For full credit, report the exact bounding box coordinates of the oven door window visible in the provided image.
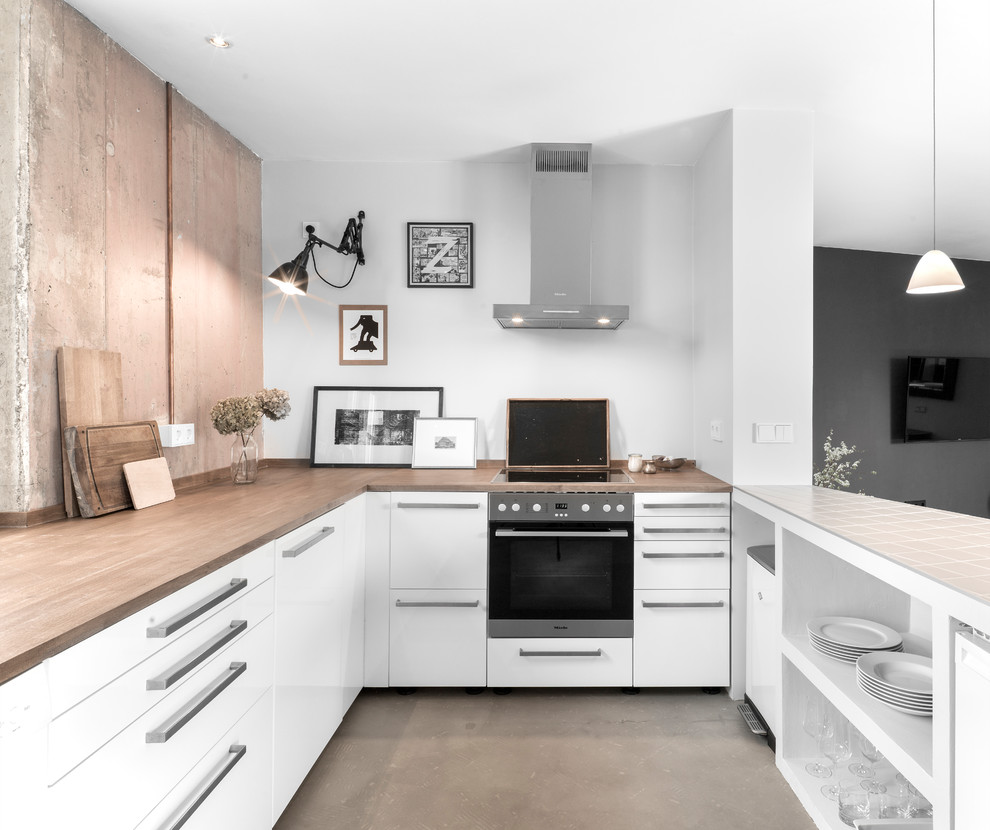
[489,525,633,621]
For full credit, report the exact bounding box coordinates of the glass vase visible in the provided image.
[231,431,259,484]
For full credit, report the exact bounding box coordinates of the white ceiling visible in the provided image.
[64,0,990,260]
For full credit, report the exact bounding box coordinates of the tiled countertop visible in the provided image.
[737,485,990,609]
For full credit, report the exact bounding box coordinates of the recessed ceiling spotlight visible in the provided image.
[206,34,231,48]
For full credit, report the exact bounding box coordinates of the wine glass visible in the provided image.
[820,715,853,799]
[803,696,834,778]
[848,726,874,778]
[858,736,886,793]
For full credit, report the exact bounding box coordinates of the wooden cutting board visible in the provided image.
[123,457,175,510]
[63,421,163,518]
[57,347,125,517]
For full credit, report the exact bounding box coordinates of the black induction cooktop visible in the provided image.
[490,469,633,484]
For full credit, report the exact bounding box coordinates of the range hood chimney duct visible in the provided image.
[493,143,629,330]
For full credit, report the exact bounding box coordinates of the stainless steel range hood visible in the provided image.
[493,143,629,330]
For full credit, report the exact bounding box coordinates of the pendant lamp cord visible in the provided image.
[931,0,937,251]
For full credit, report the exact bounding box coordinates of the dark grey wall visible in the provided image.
[814,247,990,518]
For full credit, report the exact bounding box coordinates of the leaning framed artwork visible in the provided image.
[411,417,478,469]
[310,386,444,467]
[407,222,474,288]
[339,305,387,366]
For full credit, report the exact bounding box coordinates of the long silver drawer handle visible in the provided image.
[396,502,481,509]
[641,600,726,608]
[147,621,248,691]
[146,662,246,744]
[519,648,603,657]
[495,529,629,538]
[395,600,481,608]
[642,551,726,559]
[147,579,248,638]
[164,744,246,830]
[642,502,727,510]
[643,527,727,534]
[283,526,334,558]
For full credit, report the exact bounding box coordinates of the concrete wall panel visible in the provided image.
[27,0,108,510]
[105,41,168,425]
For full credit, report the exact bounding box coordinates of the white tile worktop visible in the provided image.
[736,485,990,614]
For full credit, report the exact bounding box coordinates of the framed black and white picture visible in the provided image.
[407,222,473,288]
[339,305,388,366]
[310,386,444,467]
[411,417,478,469]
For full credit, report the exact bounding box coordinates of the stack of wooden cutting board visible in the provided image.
[58,347,173,518]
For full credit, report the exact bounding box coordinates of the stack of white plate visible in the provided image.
[856,652,933,717]
[807,616,904,664]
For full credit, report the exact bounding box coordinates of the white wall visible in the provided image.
[731,110,814,484]
[261,160,697,463]
[692,113,735,482]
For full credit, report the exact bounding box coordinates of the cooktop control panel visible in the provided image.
[489,493,633,522]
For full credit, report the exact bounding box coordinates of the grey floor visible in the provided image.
[274,687,817,830]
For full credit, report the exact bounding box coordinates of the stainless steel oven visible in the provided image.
[488,492,634,637]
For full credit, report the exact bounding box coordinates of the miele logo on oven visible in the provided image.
[553,625,569,630]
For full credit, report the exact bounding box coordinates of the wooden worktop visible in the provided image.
[0,462,729,686]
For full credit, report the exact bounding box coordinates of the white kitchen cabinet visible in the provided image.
[954,631,990,830]
[389,589,487,687]
[389,492,487,589]
[0,664,49,830]
[387,492,488,688]
[340,495,366,712]
[745,547,777,740]
[487,638,633,687]
[634,589,730,687]
[135,688,273,830]
[272,505,350,821]
[632,494,731,689]
[48,613,274,830]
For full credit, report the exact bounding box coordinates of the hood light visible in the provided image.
[206,35,231,48]
[597,317,610,325]
[511,315,524,324]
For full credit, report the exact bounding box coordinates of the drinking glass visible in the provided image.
[820,715,853,799]
[802,696,834,778]
[857,734,886,793]
[838,779,871,827]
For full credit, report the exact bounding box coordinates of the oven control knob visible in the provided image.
[615,503,626,513]
[511,503,521,512]
[581,503,591,512]
[532,503,542,512]
[498,503,507,512]
[602,504,611,513]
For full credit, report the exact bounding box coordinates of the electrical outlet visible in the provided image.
[302,221,320,240]
[160,423,195,447]
[710,420,723,442]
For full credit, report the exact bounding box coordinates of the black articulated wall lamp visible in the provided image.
[267,210,365,296]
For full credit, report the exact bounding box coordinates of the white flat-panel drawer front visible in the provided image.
[48,579,273,784]
[389,590,487,687]
[634,516,729,541]
[634,541,730,590]
[48,615,274,830]
[390,493,488,589]
[48,542,275,717]
[634,493,730,516]
[487,637,632,688]
[135,689,273,830]
[633,589,729,688]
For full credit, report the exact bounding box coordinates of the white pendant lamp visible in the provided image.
[907,0,964,294]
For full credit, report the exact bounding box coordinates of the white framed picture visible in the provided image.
[411,417,478,469]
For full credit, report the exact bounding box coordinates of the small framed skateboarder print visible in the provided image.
[407,222,473,288]
[339,305,387,366]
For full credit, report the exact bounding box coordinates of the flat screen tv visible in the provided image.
[904,356,990,442]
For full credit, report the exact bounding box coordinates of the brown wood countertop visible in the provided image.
[0,462,729,686]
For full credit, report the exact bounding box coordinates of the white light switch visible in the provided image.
[753,423,794,443]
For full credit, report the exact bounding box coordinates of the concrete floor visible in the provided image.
[275,687,817,830]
